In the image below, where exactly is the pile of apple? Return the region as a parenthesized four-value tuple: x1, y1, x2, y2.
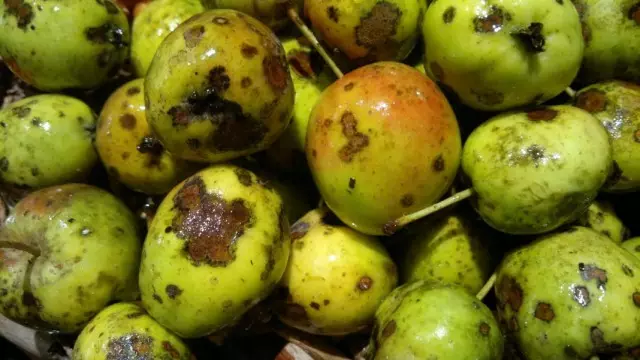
(1, 0, 639, 359)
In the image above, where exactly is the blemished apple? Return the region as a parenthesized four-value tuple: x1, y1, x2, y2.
(0, 184, 142, 333)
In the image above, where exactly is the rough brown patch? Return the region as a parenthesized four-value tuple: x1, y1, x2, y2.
(119, 113, 136, 129)
(381, 320, 396, 340)
(471, 88, 504, 106)
(172, 176, 253, 266)
(165, 284, 183, 299)
(572, 286, 591, 307)
(633, 292, 640, 307)
(241, 43, 259, 58)
(527, 108, 558, 121)
(290, 221, 310, 240)
(443, 7, 456, 23)
(263, 56, 289, 93)
(629, 3, 640, 25)
(354, 2, 401, 52)
(498, 276, 523, 312)
(85, 23, 127, 48)
(136, 136, 164, 156)
(327, 6, 339, 22)
(338, 112, 370, 162)
(474, 5, 507, 33)
(4, 0, 34, 30)
(357, 276, 373, 291)
(349, 177, 356, 189)
(310, 302, 320, 310)
(534, 302, 555, 322)
(575, 89, 607, 113)
(12, 105, 31, 118)
(479, 322, 491, 336)
(579, 263, 608, 290)
(162, 341, 181, 359)
(127, 86, 141, 96)
(208, 66, 231, 93)
(234, 168, 253, 186)
(432, 154, 445, 172)
(430, 62, 444, 81)
(241, 77, 253, 88)
(184, 25, 205, 48)
(107, 334, 153, 360)
(400, 194, 414, 208)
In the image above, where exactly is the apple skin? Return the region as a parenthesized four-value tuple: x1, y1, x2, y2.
(0, 184, 142, 333)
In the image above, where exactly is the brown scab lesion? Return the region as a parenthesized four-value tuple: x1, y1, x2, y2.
(183, 25, 205, 48)
(572, 286, 591, 307)
(354, 2, 401, 56)
(234, 168, 253, 186)
(526, 108, 558, 121)
(534, 302, 555, 322)
(400, 194, 414, 208)
(579, 263, 608, 290)
(165, 284, 183, 299)
(85, 23, 128, 48)
(633, 292, 640, 307)
(574, 89, 607, 113)
(473, 5, 509, 33)
(381, 320, 397, 340)
(310, 302, 320, 310)
(344, 82, 355, 91)
(162, 341, 181, 359)
(171, 176, 253, 267)
(348, 177, 356, 189)
(479, 322, 491, 336)
(338, 112, 370, 163)
(327, 6, 339, 22)
(241, 43, 259, 58)
(357, 276, 373, 291)
(263, 55, 289, 93)
(432, 154, 445, 172)
(628, 3, 640, 25)
(119, 113, 137, 129)
(443, 7, 456, 23)
(127, 86, 141, 96)
(107, 334, 153, 359)
(290, 221, 310, 240)
(4, 0, 35, 30)
(497, 276, 523, 312)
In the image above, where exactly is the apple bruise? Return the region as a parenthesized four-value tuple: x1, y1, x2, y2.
(170, 176, 253, 267)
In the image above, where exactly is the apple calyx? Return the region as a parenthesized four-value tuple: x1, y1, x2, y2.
(512, 22, 546, 53)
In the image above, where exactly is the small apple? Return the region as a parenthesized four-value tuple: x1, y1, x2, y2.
(0, 184, 142, 333)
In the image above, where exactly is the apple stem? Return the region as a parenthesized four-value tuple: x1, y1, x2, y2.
(476, 272, 497, 301)
(565, 87, 576, 98)
(0, 241, 41, 258)
(287, 7, 344, 79)
(388, 188, 475, 234)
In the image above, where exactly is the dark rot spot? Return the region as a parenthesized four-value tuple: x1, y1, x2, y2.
(126, 312, 144, 319)
(310, 302, 320, 310)
(400, 194, 414, 208)
(171, 176, 252, 267)
(260, 245, 276, 281)
(30, 168, 39, 176)
(590, 327, 623, 353)
(107, 334, 153, 359)
(11, 105, 31, 118)
(634, 129, 640, 143)
(622, 264, 634, 277)
(381, 320, 396, 340)
(472, 88, 504, 106)
(430, 62, 444, 81)
(213, 16, 229, 25)
(479, 322, 491, 336)
(136, 136, 164, 157)
(474, 5, 508, 33)
(263, 56, 289, 93)
(4, 0, 34, 30)
(241, 77, 253, 88)
(162, 341, 181, 359)
(85, 23, 127, 48)
(349, 177, 356, 189)
(534, 302, 555, 322)
(579, 263, 608, 290)
(208, 66, 231, 93)
(497, 276, 523, 312)
(344, 82, 355, 91)
(165, 284, 183, 299)
(127, 86, 140, 96)
(290, 221, 310, 240)
(119, 113, 136, 129)
(382, 220, 399, 236)
(0, 157, 9, 172)
(527, 108, 558, 121)
(513, 22, 546, 53)
(234, 168, 253, 186)
(327, 6, 339, 22)
(633, 292, 640, 307)
(575, 89, 607, 113)
(629, 3, 640, 25)
(354, 2, 401, 54)
(357, 276, 373, 291)
(572, 286, 591, 307)
(183, 25, 205, 48)
(241, 43, 259, 58)
(432, 154, 445, 172)
(443, 7, 456, 23)
(338, 112, 370, 162)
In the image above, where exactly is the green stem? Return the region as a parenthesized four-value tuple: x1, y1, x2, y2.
(391, 188, 475, 232)
(287, 7, 344, 78)
(565, 87, 576, 98)
(476, 272, 497, 301)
